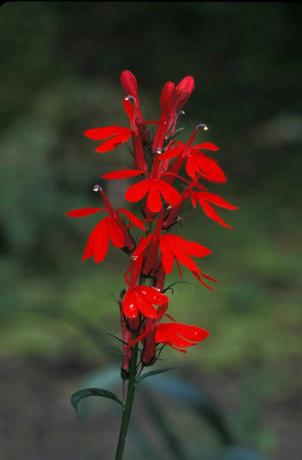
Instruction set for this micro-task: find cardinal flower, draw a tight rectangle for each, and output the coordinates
[160,124,226,183]
[153,76,195,154]
[155,322,209,352]
[122,286,168,319]
[133,231,215,287]
[66,186,145,263]
[102,168,181,214]
[190,191,238,229]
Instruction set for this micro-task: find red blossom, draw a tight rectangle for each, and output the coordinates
[190,191,238,229]
[66,188,146,263]
[102,168,181,213]
[160,139,225,183]
[133,231,215,287]
[155,322,209,352]
[122,286,169,319]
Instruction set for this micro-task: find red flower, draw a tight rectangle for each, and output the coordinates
[126,177,181,213]
[102,168,181,214]
[84,126,131,153]
[133,232,215,287]
[190,191,238,229]
[161,140,226,183]
[122,286,168,319]
[155,322,209,352]
[66,187,145,263]
[152,76,195,154]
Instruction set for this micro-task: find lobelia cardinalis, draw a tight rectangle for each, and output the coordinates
[67,70,238,460]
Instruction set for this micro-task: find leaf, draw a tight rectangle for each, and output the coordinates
[142,374,234,445]
[137,366,180,384]
[71,387,122,416]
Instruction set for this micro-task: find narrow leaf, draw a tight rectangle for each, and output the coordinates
[137,366,180,384]
[71,387,122,416]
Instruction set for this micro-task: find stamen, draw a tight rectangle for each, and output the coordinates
[196,123,208,131]
[156,148,162,155]
[93,184,103,192]
[125,95,136,103]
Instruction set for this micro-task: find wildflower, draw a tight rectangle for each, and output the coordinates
[155,322,209,352]
[133,231,215,287]
[122,286,168,319]
[102,168,181,214]
[160,125,225,183]
[66,187,145,263]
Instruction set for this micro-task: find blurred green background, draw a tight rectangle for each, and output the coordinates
[0,2,301,459]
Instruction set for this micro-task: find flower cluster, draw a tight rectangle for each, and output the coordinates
[67,71,238,376]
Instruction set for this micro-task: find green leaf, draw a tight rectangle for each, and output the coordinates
[137,366,180,384]
[71,387,123,416]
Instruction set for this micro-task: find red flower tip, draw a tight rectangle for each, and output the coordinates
[120,70,138,98]
[174,76,195,111]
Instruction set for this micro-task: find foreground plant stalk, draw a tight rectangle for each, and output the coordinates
[115,343,139,460]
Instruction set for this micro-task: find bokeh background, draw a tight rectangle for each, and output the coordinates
[1,2,301,459]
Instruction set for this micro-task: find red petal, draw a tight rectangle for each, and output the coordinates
[94,220,110,263]
[159,145,182,161]
[159,236,175,274]
[82,222,102,261]
[133,234,153,257]
[185,155,199,180]
[95,131,131,153]
[125,179,151,203]
[194,142,220,151]
[198,200,232,229]
[108,218,125,248]
[118,208,146,231]
[122,291,139,319]
[180,239,212,258]
[146,184,162,213]
[155,322,209,348]
[201,192,238,210]
[194,154,226,183]
[158,180,181,207]
[102,169,144,180]
[66,207,104,218]
[138,286,168,306]
[84,126,129,140]
[120,70,138,97]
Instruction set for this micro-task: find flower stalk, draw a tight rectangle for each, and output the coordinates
[67,69,238,459]
[115,342,139,460]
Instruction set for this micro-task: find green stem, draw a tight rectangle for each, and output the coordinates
[115,343,139,460]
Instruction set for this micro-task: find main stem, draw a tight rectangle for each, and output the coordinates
[115,342,139,460]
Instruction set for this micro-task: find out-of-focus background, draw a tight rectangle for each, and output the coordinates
[0,2,301,459]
